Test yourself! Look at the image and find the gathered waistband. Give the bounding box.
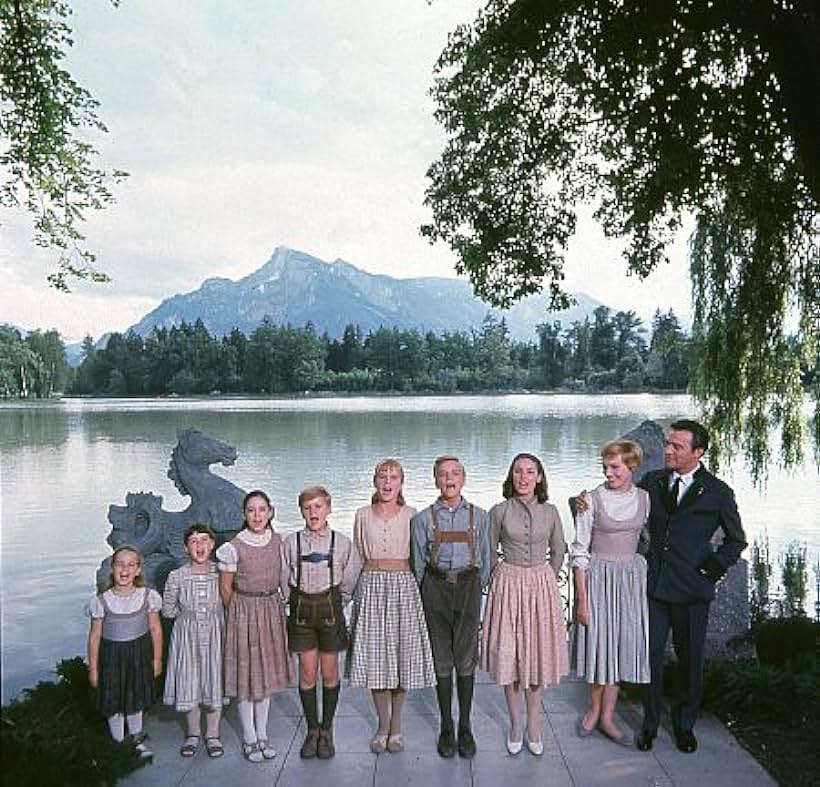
[364,558,410,572]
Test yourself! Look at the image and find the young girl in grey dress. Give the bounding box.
[87,545,163,760]
[162,524,227,758]
[571,440,650,746]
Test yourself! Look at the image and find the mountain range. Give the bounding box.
[124,246,604,343]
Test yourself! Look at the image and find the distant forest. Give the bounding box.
[2,306,694,398]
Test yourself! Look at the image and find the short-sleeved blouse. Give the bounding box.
[88,586,162,618]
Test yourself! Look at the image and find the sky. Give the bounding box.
[1,0,693,343]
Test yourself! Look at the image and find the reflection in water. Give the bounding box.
[1,394,817,702]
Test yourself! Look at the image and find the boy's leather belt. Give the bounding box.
[427,564,478,584]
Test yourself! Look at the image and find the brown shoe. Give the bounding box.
[300,727,320,759]
[317,728,335,759]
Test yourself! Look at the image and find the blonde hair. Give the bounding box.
[371,458,406,505]
[298,485,332,509]
[601,439,643,470]
[104,545,145,590]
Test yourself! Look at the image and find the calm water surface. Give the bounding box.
[1,394,818,702]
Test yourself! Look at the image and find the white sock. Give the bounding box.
[107,713,125,742]
[254,697,271,740]
[126,711,143,736]
[238,699,256,744]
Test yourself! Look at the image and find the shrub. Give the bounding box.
[1,657,148,787]
[754,616,818,667]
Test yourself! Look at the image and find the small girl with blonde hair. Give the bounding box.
[87,545,163,759]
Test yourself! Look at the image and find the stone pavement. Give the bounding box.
[121,674,776,787]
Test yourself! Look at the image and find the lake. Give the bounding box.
[1,393,818,702]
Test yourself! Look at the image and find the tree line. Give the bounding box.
[1,307,695,398]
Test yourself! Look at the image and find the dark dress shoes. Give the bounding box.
[675,728,698,753]
[636,730,656,752]
[457,728,477,759]
[437,728,456,758]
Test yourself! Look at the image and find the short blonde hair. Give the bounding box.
[371,459,405,505]
[432,454,463,479]
[298,485,332,509]
[600,439,643,470]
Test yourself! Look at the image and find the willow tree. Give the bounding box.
[423,0,819,480]
[0,0,125,290]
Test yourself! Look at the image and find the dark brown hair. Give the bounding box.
[502,453,549,503]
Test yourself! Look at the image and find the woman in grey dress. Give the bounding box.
[571,440,650,746]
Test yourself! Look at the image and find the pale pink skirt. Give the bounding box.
[480,561,569,687]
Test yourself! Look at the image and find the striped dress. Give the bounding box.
[162,562,227,712]
[570,485,650,684]
[347,505,436,690]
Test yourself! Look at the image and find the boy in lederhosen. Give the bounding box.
[411,456,492,759]
[283,486,362,759]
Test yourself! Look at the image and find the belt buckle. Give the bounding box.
[445,569,459,584]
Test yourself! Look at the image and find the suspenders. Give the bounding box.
[296,530,336,591]
[428,503,476,568]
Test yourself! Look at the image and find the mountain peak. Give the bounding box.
[127,247,605,341]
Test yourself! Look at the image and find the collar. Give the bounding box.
[301,525,331,541]
[434,496,468,513]
[238,528,272,547]
[671,463,701,487]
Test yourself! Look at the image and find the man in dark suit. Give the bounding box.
[635,419,746,754]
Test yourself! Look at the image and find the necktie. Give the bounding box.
[669,476,681,509]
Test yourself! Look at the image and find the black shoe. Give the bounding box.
[437,728,456,758]
[457,728,476,759]
[636,730,655,752]
[300,727,320,759]
[674,728,698,753]
[317,728,336,759]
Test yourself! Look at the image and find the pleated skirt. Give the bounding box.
[223,593,295,700]
[571,553,650,684]
[97,631,157,717]
[347,570,437,690]
[163,612,227,711]
[480,561,569,687]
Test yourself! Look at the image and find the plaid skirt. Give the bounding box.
[347,570,436,690]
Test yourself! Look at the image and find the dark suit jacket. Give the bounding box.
[639,466,747,604]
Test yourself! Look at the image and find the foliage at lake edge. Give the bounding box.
[1,657,149,787]
[704,655,819,787]
[3,307,702,397]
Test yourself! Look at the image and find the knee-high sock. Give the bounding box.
[238,699,256,744]
[254,697,271,739]
[205,708,221,739]
[107,713,125,742]
[456,674,474,732]
[389,688,406,735]
[321,683,340,730]
[185,708,201,737]
[299,686,319,730]
[372,689,391,734]
[126,711,143,736]
[435,674,454,732]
